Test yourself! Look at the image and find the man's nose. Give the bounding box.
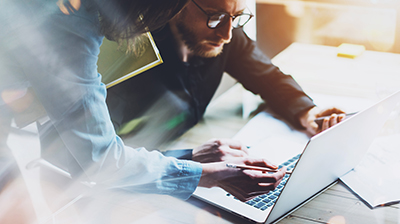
[215,19,233,42]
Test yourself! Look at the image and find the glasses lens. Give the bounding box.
[208,13,228,28]
[232,14,252,28]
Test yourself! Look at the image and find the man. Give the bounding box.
[1,2,290,222]
[106,0,345,149]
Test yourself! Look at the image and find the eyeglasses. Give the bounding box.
[191,0,254,29]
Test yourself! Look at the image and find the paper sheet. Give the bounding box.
[340,134,400,208]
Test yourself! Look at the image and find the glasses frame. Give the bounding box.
[191,0,254,29]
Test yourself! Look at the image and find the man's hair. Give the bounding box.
[91,0,188,42]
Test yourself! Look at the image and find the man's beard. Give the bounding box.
[175,19,226,58]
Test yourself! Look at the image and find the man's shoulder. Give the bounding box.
[229,28,253,47]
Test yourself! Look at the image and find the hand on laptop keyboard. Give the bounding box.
[198,157,286,201]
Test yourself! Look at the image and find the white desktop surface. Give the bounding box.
[271,42,400,100]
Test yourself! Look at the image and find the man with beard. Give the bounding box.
[106,0,346,150]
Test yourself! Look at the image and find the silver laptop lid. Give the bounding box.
[266,90,400,223]
[193,91,400,224]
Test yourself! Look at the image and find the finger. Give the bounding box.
[227,181,278,201]
[235,190,269,202]
[329,114,338,127]
[321,117,330,131]
[234,180,277,196]
[317,108,336,117]
[219,170,285,201]
[246,184,276,194]
[217,139,241,149]
[219,185,248,201]
[270,167,286,184]
[218,139,249,154]
[338,114,346,123]
[241,143,249,154]
[220,181,270,202]
[243,168,286,183]
[235,142,250,154]
[220,146,248,158]
[244,158,278,170]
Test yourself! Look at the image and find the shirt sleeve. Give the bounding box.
[1,0,202,199]
[225,29,315,127]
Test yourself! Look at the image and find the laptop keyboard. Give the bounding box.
[229,153,301,211]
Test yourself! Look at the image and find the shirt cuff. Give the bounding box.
[169,159,202,200]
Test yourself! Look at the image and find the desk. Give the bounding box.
[155,43,400,223]
[154,86,398,224]
[271,42,400,100]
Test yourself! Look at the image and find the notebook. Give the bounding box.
[192,90,400,224]
[97,32,163,89]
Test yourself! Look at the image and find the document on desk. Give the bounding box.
[340,134,400,208]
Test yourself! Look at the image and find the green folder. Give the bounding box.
[98,32,163,89]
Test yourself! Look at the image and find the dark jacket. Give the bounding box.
[106,26,315,147]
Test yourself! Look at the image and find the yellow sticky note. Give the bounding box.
[337,43,365,59]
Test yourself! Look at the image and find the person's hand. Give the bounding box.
[198,157,286,201]
[192,138,249,163]
[299,107,346,135]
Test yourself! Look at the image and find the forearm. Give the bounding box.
[38,95,202,199]
[40,117,202,199]
[226,29,315,127]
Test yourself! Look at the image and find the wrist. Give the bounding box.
[298,106,317,128]
[198,162,225,188]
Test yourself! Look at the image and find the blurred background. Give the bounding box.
[256,0,400,58]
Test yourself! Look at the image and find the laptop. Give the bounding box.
[192,90,400,224]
